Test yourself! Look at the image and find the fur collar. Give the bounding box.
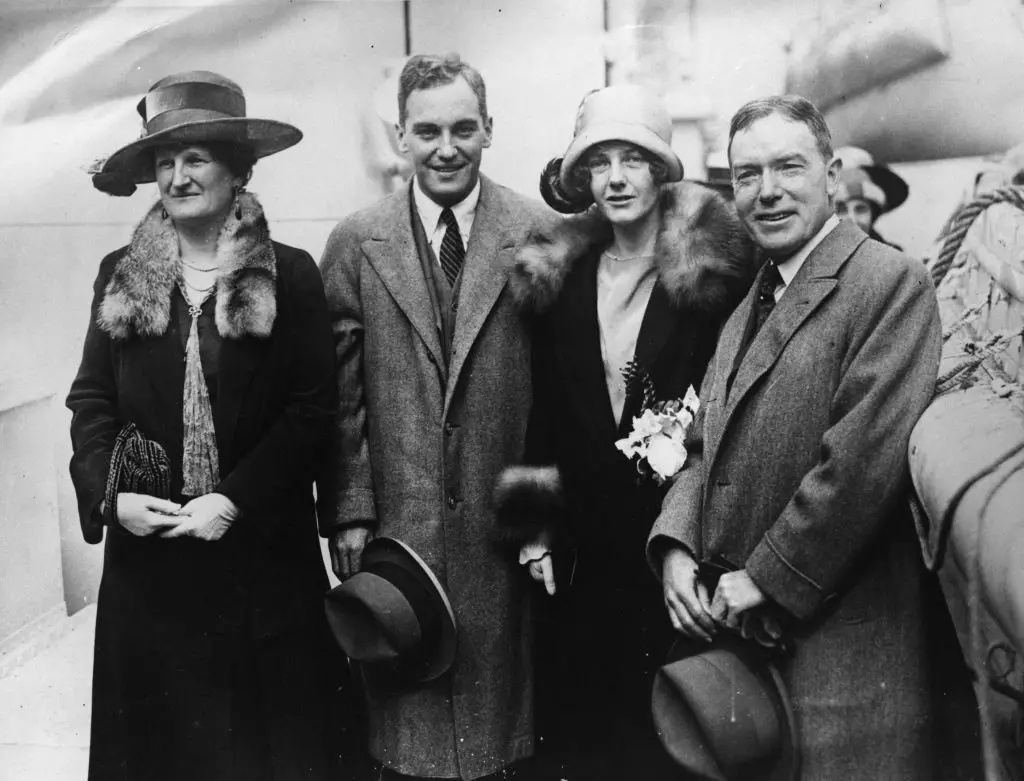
[98,192,277,340]
[511,181,755,316]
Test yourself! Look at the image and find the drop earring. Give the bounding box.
[161,206,168,220]
[234,186,243,220]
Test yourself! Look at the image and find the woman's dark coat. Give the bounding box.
[66,194,342,781]
[507,182,755,778]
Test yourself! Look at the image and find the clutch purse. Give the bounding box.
[103,422,172,526]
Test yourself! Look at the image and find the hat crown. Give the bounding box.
[138,70,247,132]
[573,85,673,147]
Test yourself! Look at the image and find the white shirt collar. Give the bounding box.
[774,214,840,288]
[412,176,482,249]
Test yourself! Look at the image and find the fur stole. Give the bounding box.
[98,192,277,340]
[511,181,756,317]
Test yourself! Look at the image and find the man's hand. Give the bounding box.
[711,569,767,629]
[662,546,716,642]
[330,526,374,580]
[162,493,239,542]
[116,493,181,537]
[519,536,556,596]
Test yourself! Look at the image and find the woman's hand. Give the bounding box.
[662,546,717,642]
[519,533,556,595]
[162,493,239,542]
[116,493,182,536]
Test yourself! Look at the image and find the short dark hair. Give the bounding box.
[150,140,257,185]
[397,53,488,126]
[728,95,833,163]
[566,142,671,194]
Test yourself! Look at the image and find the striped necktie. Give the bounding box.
[439,208,465,287]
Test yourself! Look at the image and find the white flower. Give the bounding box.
[646,433,688,483]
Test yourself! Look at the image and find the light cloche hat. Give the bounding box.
[91,70,302,195]
[559,85,684,191]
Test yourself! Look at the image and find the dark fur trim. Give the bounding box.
[492,466,564,549]
[510,181,755,317]
[98,192,277,340]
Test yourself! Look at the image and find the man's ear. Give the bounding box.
[825,155,842,198]
[395,122,408,154]
[482,115,494,149]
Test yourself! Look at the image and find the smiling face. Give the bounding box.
[397,77,493,208]
[585,141,661,228]
[729,113,840,260]
[154,144,241,228]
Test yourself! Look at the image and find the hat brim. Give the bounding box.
[99,117,302,184]
[653,637,800,781]
[362,537,458,682]
[861,165,909,213]
[560,120,684,188]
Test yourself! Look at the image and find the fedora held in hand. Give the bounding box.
[652,633,800,781]
[324,537,457,683]
[103,422,172,527]
[90,70,302,195]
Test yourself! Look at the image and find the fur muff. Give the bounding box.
[511,181,756,317]
[98,192,277,340]
[492,465,565,549]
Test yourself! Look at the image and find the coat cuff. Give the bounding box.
[745,532,827,621]
[318,488,377,537]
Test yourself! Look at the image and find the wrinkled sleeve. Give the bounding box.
[315,223,377,536]
[66,253,122,544]
[745,260,942,620]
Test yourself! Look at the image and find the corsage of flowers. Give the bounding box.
[614,361,700,485]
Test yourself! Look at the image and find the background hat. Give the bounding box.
[92,70,302,192]
[702,149,733,198]
[324,537,457,682]
[652,635,799,781]
[559,85,684,192]
[835,146,908,214]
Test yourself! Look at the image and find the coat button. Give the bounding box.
[444,421,455,436]
[446,494,457,510]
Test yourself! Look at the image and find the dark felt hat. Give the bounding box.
[835,146,908,214]
[91,70,302,194]
[324,537,457,682]
[652,634,799,781]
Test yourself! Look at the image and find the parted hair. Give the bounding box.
[397,53,488,126]
[728,95,833,163]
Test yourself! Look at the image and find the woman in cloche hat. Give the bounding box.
[67,71,342,780]
[497,85,756,779]
[834,145,909,250]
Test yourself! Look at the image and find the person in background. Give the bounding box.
[68,71,340,780]
[317,53,553,781]
[501,85,754,779]
[834,145,909,249]
[649,95,942,779]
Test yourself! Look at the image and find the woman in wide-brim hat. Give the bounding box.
[68,71,346,780]
[497,85,756,779]
[834,145,909,250]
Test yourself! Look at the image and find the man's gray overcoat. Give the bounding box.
[319,176,552,780]
[649,221,943,779]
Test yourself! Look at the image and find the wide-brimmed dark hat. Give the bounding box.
[92,70,302,193]
[835,146,908,214]
[652,635,799,781]
[324,537,457,682]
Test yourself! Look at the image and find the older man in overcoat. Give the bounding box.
[318,54,551,781]
[648,95,942,779]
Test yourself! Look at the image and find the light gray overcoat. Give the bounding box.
[649,221,943,780]
[319,176,552,780]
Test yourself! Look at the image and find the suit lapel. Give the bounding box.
[363,184,445,369]
[616,281,676,437]
[706,221,867,467]
[555,255,621,445]
[446,177,513,411]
